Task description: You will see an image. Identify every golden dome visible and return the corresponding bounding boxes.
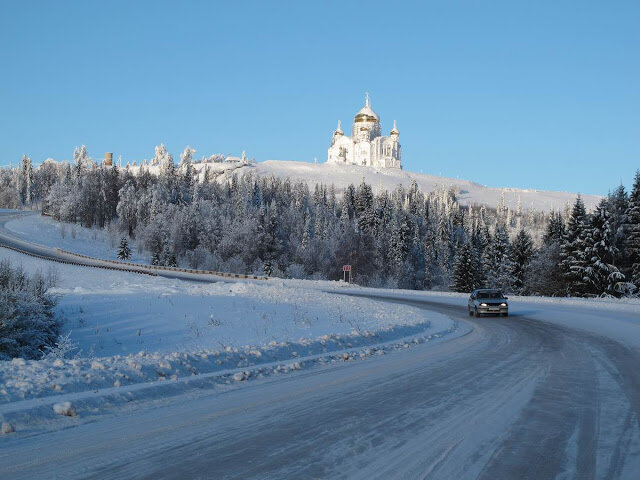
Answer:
[354,93,379,123]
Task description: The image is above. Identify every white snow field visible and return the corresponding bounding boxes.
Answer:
[0,247,455,409]
[128,159,602,211]
[4,212,150,264]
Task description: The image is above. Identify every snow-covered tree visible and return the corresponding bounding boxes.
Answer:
[451,242,476,292]
[559,195,589,296]
[0,261,59,360]
[73,145,91,176]
[484,224,514,292]
[18,154,34,205]
[580,200,624,295]
[117,237,132,260]
[510,228,533,294]
[116,181,138,236]
[623,171,640,290]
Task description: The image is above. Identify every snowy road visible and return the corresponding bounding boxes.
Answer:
[2,295,639,479]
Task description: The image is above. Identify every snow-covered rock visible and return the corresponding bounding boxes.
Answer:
[53,401,76,417]
[1,422,15,434]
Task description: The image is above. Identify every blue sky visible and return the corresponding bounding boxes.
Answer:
[1,0,638,195]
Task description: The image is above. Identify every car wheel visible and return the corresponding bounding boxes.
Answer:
[468,307,473,317]
[474,307,479,317]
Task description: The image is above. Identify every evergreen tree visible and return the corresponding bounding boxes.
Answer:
[543,210,565,245]
[451,242,476,292]
[401,229,426,290]
[259,201,282,277]
[117,237,132,260]
[559,195,589,295]
[511,228,533,294]
[623,171,640,290]
[19,154,34,205]
[581,200,624,295]
[525,242,564,296]
[608,184,629,260]
[484,224,514,292]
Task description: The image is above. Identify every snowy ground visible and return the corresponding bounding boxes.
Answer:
[4,213,149,264]
[0,248,455,410]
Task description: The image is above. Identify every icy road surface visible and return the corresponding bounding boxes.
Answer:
[2,296,639,479]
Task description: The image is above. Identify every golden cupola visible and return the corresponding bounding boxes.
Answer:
[353,92,379,123]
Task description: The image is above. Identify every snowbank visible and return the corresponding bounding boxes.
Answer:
[0,248,456,406]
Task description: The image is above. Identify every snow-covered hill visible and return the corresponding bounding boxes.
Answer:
[245,160,602,212]
[129,159,601,212]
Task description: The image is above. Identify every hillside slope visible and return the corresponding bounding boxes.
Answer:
[127,159,601,212]
[210,160,600,211]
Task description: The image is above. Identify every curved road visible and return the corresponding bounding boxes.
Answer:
[1,210,639,478]
[1,297,639,479]
[0,210,241,282]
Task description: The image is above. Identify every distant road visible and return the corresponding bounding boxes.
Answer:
[0,210,236,283]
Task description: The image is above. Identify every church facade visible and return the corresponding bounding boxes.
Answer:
[327,94,401,169]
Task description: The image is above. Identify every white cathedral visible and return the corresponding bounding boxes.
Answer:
[327,94,401,169]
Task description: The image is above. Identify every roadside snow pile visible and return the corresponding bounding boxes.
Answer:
[0,318,455,404]
[52,401,76,416]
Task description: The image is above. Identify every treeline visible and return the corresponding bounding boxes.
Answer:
[1,146,639,297]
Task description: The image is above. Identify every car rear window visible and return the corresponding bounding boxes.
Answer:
[477,291,502,299]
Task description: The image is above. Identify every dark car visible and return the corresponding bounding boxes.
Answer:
[467,289,509,317]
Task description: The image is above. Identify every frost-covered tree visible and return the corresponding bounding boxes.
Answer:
[18,154,34,205]
[510,228,533,294]
[559,195,589,296]
[73,145,91,176]
[117,237,132,260]
[543,210,565,245]
[0,261,59,360]
[451,242,476,292]
[581,200,624,295]
[484,224,514,292]
[623,171,640,290]
[116,181,138,236]
[525,242,564,296]
[15,152,640,296]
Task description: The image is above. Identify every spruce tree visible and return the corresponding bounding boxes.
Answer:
[511,228,533,294]
[581,200,624,295]
[117,237,132,260]
[484,224,515,292]
[559,195,588,295]
[451,242,475,292]
[608,184,628,261]
[543,211,565,245]
[624,171,640,290]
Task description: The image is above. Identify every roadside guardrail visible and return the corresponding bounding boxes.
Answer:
[55,248,269,281]
[0,244,158,276]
